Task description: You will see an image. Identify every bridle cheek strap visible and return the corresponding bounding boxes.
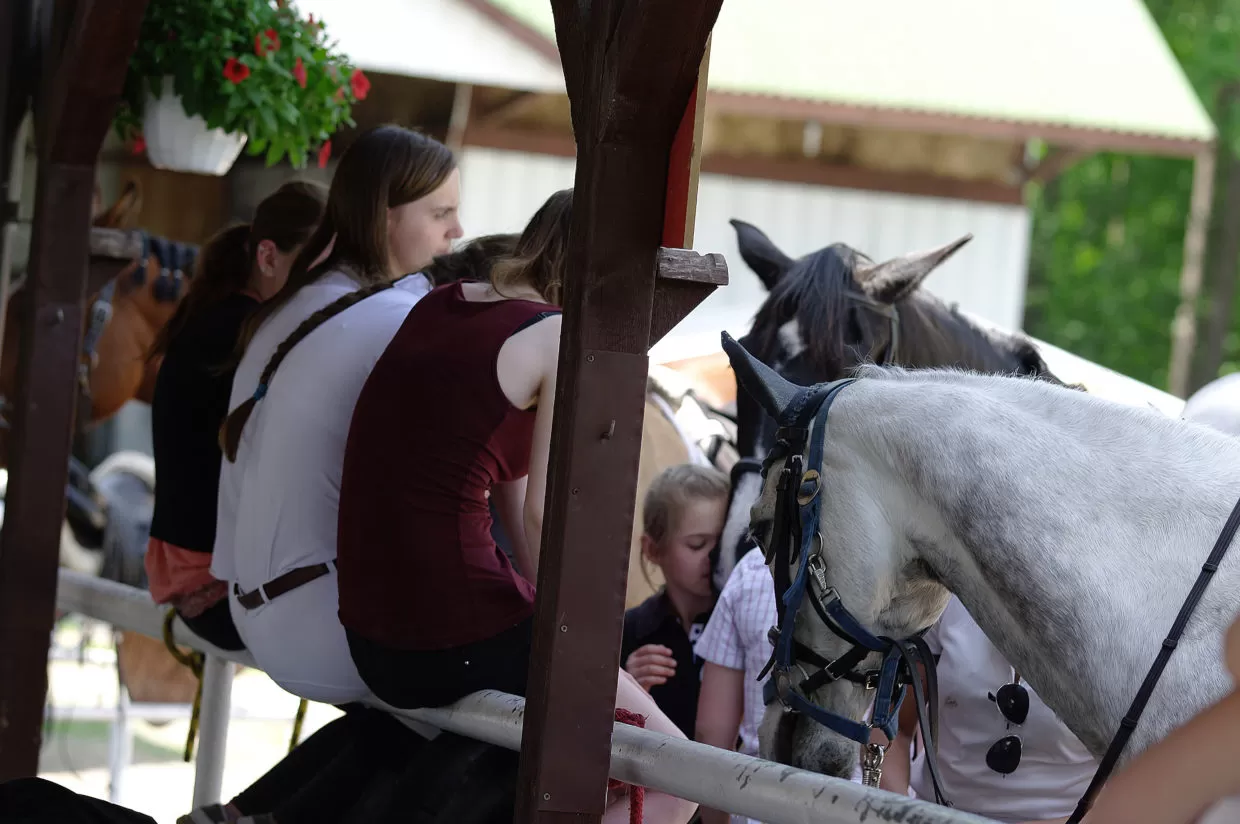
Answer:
[759,375,951,807]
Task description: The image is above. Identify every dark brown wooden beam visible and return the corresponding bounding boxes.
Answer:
[0,0,149,781]
[710,91,1212,160]
[704,152,1025,206]
[461,123,1027,206]
[514,1,723,822]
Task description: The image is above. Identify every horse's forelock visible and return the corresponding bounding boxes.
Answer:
[749,244,867,378]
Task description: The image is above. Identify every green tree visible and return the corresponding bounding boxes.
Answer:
[1024,0,1240,391]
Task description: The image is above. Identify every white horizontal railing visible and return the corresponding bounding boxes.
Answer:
[55,568,998,824]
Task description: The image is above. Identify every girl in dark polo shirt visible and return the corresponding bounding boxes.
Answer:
[336,189,698,824]
[621,463,730,738]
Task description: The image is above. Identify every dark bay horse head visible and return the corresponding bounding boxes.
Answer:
[717,219,1066,586]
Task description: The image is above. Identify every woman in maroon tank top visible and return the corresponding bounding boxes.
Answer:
[338,190,697,824]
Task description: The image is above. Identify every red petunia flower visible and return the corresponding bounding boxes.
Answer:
[292,56,307,88]
[318,140,332,169]
[308,14,315,26]
[132,135,146,156]
[223,57,250,84]
[349,69,370,101]
[255,27,280,56]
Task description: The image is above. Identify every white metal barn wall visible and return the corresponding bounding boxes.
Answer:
[458,146,1032,362]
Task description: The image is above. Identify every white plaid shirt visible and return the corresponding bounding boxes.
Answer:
[696,547,777,758]
[698,548,868,824]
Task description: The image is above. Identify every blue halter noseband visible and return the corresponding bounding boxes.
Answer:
[754,376,951,805]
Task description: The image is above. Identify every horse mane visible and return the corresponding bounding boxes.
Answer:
[747,244,861,374]
[893,292,1047,375]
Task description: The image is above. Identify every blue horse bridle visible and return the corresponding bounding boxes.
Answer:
[753,376,951,805]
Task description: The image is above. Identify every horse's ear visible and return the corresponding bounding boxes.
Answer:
[858,234,972,305]
[730,219,794,291]
[721,331,802,422]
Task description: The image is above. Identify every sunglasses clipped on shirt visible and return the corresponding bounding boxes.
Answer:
[986,671,1030,775]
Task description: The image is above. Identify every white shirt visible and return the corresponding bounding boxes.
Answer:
[212,269,431,586]
[699,549,870,824]
[1200,797,1240,824]
[696,549,777,824]
[696,547,777,759]
[211,269,431,704]
[909,596,1098,823]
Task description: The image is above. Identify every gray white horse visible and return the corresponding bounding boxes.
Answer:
[725,341,1240,781]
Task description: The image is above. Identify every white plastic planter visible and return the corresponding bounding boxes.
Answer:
[142,76,247,176]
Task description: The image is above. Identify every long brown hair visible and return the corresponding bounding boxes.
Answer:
[147,180,326,361]
[490,188,573,305]
[220,126,457,461]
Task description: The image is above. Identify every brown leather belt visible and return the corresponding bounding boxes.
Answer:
[233,561,335,610]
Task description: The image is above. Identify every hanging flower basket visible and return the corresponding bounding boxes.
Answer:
[143,77,248,176]
[114,0,368,171]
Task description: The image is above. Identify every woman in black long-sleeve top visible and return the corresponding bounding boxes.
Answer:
[146,181,327,651]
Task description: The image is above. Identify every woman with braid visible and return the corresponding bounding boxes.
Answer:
[195,127,461,824]
[143,180,376,824]
[336,189,698,824]
[212,124,462,707]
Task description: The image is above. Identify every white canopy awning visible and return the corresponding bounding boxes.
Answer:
[294,0,565,93]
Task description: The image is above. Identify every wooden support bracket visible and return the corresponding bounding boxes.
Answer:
[649,247,728,348]
[90,226,143,260]
[87,226,143,295]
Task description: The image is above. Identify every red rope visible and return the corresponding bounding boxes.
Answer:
[608,708,647,824]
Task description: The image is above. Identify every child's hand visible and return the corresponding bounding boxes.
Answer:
[625,644,678,691]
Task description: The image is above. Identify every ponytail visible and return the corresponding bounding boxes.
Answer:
[148,180,325,364]
[234,213,339,362]
[219,279,396,461]
[147,223,251,361]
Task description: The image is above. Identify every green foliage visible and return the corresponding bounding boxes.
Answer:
[113,0,368,169]
[1024,0,1240,390]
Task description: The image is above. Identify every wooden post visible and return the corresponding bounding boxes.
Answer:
[514,2,725,822]
[1167,146,1216,398]
[0,0,148,780]
[445,83,473,153]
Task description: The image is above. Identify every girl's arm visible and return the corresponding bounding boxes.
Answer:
[522,317,562,576]
[1087,688,1240,824]
[880,684,918,796]
[695,662,745,824]
[493,477,535,580]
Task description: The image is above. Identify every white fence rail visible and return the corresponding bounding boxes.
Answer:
[55,568,999,824]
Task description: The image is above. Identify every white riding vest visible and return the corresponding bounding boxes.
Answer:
[212,269,431,704]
